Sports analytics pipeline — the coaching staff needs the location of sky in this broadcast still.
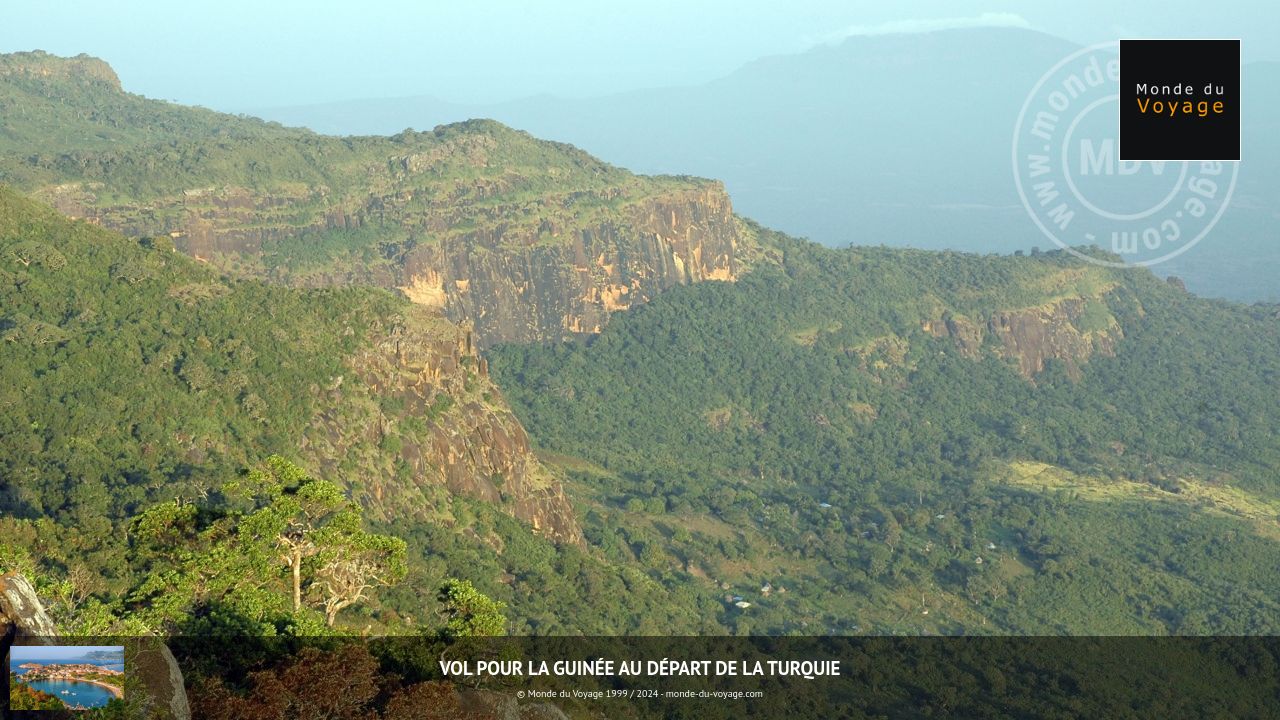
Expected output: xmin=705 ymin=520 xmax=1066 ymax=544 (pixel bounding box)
xmin=1 ymin=1 xmax=1276 ymax=110
xmin=10 ymin=646 xmax=123 ymax=662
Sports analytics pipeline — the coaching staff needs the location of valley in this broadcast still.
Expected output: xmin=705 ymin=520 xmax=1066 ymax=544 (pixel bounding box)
xmin=0 ymin=49 xmax=1278 ymax=644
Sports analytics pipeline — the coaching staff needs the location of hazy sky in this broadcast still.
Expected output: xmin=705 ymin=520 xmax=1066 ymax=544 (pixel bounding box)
xmin=10 ymin=646 xmax=123 ymax=661
xmin=1 ymin=1 xmax=1275 ymax=109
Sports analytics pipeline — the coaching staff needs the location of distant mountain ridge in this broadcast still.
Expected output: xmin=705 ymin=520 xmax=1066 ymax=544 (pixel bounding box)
xmin=254 ymin=28 xmax=1279 ymax=303
xmin=0 ymin=51 xmax=750 ymax=347
xmin=83 ymin=650 xmax=124 ymax=660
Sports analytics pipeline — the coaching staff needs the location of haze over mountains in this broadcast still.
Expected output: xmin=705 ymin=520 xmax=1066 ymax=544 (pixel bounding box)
xmin=257 ymin=28 xmax=1280 ymax=303
xmin=2 ymin=9 xmax=1280 ymax=716
xmin=1 ymin=45 xmax=1278 ymax=640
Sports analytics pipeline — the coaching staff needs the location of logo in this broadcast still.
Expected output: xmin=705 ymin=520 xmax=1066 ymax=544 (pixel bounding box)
xmin=1119 ymin=39 xmax=1240 ymax=161
xmin=1012 ymin=42 xmax=1238 ymax=268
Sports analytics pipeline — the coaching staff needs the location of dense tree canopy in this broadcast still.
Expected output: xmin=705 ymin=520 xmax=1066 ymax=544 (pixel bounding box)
xmin=491 ymin=227 xmax=1280 ymax=634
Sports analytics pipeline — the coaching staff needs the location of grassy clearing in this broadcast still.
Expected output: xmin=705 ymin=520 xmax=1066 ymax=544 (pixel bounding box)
xmin=1003 ymin=461 xmax=1280 ymax=541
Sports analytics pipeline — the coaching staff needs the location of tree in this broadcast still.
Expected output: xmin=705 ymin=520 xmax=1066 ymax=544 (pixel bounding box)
xmin=126 ymin=456 xmax=408 ymax=632
xmin=2 ymin=317 xmax=69 ymax=345
xmin=241 ymin=456 xmax=347 ymax=612
xmin=232 ymin=455 xmax=407 ymax=625
xmin=436 ymin=578 xmax=507 ymax=639
xmin=9 ymin=678 xmax=66 ymax=710
xmin=6 ymin=240 xmax=66 ymax=270
xmin=312 ymin=516 xmax=407 ymax=627
xmin=190 ymin=645 xmax=381 ymax=720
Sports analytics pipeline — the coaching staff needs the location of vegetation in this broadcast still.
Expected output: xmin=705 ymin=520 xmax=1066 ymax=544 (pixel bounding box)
xmin=4 ymin=43 xmax=1279 ymax=720
xmin=119 ymin=455 xmax=405 ymax=633
xmin=490 ymin=226 xmax=1280 ymax=634
xmin=0 ymin=185 xmax=724 ymax=635
xmin=436 ymin=578 xmax=508 ymax=639
xmin=3 ymin=49 xmax=1280 ymax=641
xmin=4 ymin=179 xmax=1280 ymax=637
xmin=188 ymin=644 xmax=488 ymax=720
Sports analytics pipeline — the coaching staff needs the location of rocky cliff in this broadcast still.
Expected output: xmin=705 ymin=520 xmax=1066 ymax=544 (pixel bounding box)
xmin=397 ymin=182 xmax=740 ymax=345
xmin=37 ymin=147 xmax=744 ymax=348
xmin=302 ymin=305 xmax=582 ymax=544
xmin=0 ymin=50 xmax=121 ymax=89
xmin=45 ymin=179 xmax=741 ymax=347
xmin=923 ymin=294 xmax=1123 ymax=379
xmin=1 ymin=54 xmax=748 ymax=348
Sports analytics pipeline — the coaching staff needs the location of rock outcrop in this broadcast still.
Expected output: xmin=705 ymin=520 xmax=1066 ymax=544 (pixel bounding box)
xmin=987 ymin=298 xmax=1121 ymax=378
xmin=400 ymin=183 xmax=740 ymax=345
xmin=925 ymin=295 xmax=1122 ymax=379
xmin=128 ymin=641 xmax=192 ymax=720
xmin=9 ymin=56 xmax=750 ymax=349
xmin=43 ymin=177 xmax=743 ymax=348
xmin=0 ymin=573 xmax=56 ymax=639
xmin=301 ymin=306 xmax=582 ymax=544
xmin=0 ymin=50 xmax=121 ymax=89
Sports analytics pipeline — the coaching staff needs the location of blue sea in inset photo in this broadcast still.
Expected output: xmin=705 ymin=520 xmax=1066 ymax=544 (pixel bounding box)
xmin=13 ymin=677 xmax=118 ymax=708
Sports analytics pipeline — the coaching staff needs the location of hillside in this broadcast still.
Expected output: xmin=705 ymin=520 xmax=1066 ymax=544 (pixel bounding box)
xmin=491 ymin=226 xmax=1280 ymax=634
xmin=0 ymin=51 xmax=747 ymax=347
xmin=0 ymin=186 xmax=739 ymax=635
xmin=4 ymin=44 xmax=1280 ymax=640
xmin=3 ymin=159 xmax=1279 ymax=636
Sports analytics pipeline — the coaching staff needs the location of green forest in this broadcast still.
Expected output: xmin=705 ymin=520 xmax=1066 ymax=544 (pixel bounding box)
xmin=490 ymin=226 xmax=1280 ymax=634
xmin=1 ymin=40 xmax=1279 ymax=720
xmin=4 ymin=178 xmax=1280 ymax=640
xmin=2 ymin=47 xmax=1279 ymax=644
xmin=0 ymin=50 xmax=704 ymax=288
xmin=0 ymin=186 xmax=722 ymax=637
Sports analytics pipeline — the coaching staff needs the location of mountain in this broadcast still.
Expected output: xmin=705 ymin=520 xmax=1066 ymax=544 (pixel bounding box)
xmin=0 ymin=185 xmax=746 ymax=634
xmin=491 ymin=225 xmax=1280 ymax=634
xmin=0 ymin=51 xmax=748 ymax=348
xmin=256 ymin=28 xmax=1280 ymax=303
xmin=3 ymin=44 xmax=1279 ymax=638
xmin=0 ymin=182 xmax=579 ymax=540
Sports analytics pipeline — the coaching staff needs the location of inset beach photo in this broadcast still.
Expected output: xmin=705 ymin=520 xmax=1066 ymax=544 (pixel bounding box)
xmin=8 ymin=645 xmax=124 ymax=711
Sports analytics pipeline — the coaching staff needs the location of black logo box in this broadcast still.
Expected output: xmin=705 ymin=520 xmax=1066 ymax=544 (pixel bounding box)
xmin=1120 ymin=39 xmax=1241 ymax=161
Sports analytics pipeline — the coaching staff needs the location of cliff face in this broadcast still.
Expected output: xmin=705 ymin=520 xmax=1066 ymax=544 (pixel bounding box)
xmin=0 ymin=573 xmax=56 ymax=638
xmin=1 ymin=57 xmax=606 ymax=546
xmin=41 ymin=176 xmax=742 ymax=348
xmin=924 ymin=295 xmax=1122 ymax=379
xmin=399 ymin=184 xmax=739 ymax=345
xmin=301 ymin=306 xmax=582 ymax=544
xmin=5 ymin=54 xmax=749 ymax=348
xmin=0 ymin=50 xmax=121 ymax=89
xmin=0 ymin=184 xmax=579 ymax=548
